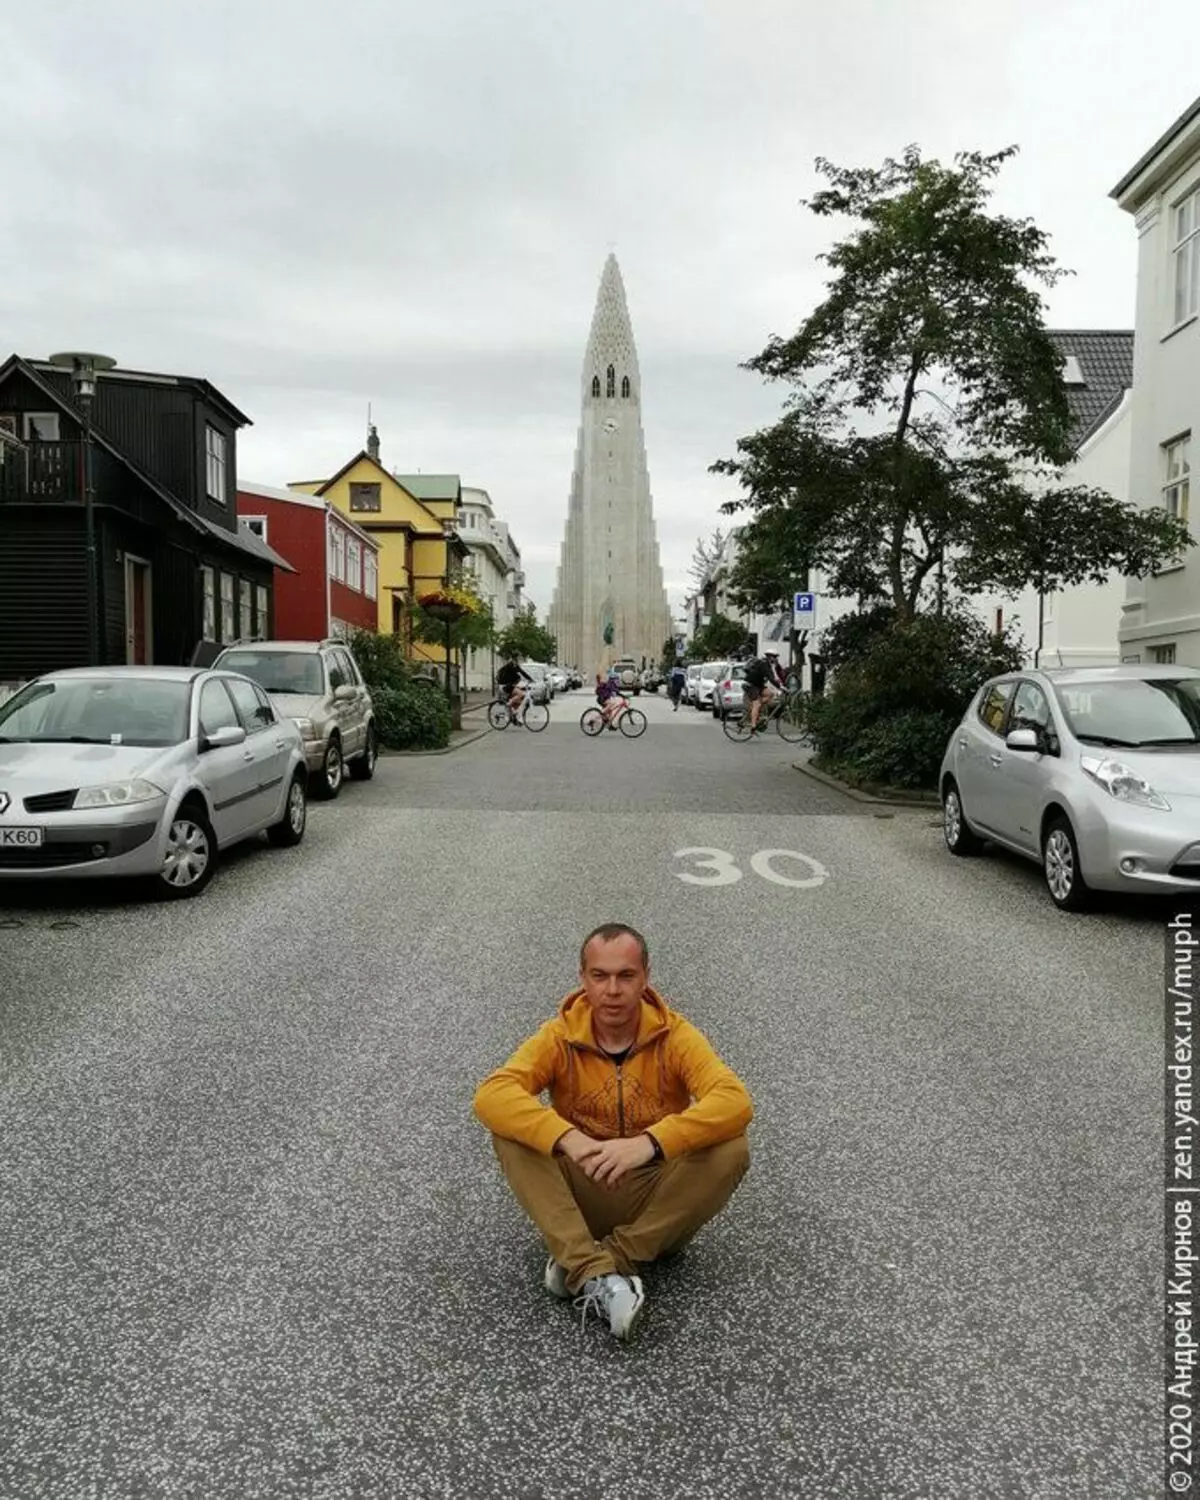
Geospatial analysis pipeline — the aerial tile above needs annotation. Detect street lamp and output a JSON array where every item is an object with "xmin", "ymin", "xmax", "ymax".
[{"xmin": 49, "ymin": 351, "xmax": 116, "ymax": 666}]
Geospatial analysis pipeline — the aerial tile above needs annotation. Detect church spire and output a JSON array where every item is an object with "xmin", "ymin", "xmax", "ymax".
[{"xmin": 584, "ymin": 254, "xmax": 639, "ymax": 399}]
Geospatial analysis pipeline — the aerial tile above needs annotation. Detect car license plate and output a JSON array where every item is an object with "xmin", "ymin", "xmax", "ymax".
[{"xmin": 0, "ymin": 827, "xmax": 44, "ymax": 848}]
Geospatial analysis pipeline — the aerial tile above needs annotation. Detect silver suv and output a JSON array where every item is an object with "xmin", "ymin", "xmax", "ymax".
[{"xmin": 213, "ymin": 640, "xmax": 376, "ymax": 798}]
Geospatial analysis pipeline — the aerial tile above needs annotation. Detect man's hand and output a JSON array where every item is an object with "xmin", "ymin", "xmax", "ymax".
[
  {"xmin": 581, "ymin": 1134, "xmax": 657, "ymax": 1189},
  {"xmin": 555, "ymin": 1128, "xmax": 604, "ymax": 1167}
]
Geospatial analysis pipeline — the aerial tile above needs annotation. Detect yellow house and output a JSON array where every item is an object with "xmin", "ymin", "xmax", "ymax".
[{"xmin": 289, "ymin": 450, "xmax": 466, "ymax": 667}]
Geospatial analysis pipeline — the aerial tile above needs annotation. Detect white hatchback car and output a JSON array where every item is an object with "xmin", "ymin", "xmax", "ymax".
[
  {"xmin": 0, "ymin": 666, "xmax": 308, "ymax": 899},
  {"xmin": 940, "ymin": 664, "xmax": 1200, "ymax": 910}
]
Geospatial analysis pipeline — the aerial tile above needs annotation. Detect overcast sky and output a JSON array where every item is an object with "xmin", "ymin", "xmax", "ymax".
[{"xmin": 5, "ymin": 0, "xmax": 1199, "ymax": 618}]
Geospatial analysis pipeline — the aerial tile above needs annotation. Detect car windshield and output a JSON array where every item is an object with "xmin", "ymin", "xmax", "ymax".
[
  {"xmin": 219, "ymin": 651, "xmax": 324, "ymax": 696},
  {"xmin": 1052, "ymin": 677, "xmax": 1200, "ymax": 747},
  {"xmin": 701, "ymin": 664, "xmax": 722, "ymax": 679},
  {"xmin": 0, "ymin": 677, "xmax": 191, "ymax": 747}
]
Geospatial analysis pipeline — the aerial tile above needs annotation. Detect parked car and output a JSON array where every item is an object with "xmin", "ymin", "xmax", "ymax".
[
  {"xmin": 548, "ymin": 666, "xmax": 570, "ymax": 694},
  {"xmin": 714, "ymin": 662, "xmax": 747, "ymax": 720},
  {"xmin": 520, "ymin": 662, "xmax": 553, "ymax": 705},
  {"xmin": 694, "ymin": 660, "xmax": 727, "ymax": 710},
  {"xmin": 214, "ymin": 639, "xmax": 375, "ymax": 799},
  {"xmin": 684, "ymin": 664, "xmax": 703, "ymax": 704},
  {"xmin": 641, "ymin": 666, "xmax": 663, "ymax": 693},
  {"xmin": 940, "ymin": 664, "xmax": 1200, "ymax": 910},
  {"xmin": 613, "ymin": 658, "xmax": 642, "ymax": 695},
  {"xmin": 0, "ymin": 666, "xmax": 308, "ymax": 900}
]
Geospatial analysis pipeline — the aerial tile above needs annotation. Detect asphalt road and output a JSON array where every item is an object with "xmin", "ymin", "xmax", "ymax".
[{"xmin": 0, "ymin": 688, "xmax": 1168, "ymax": 1498}]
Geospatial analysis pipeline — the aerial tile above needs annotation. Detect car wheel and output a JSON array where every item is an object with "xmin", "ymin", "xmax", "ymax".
[
  {"xmin": 319, "ymin": 736, "xmax": 343, "ymax": 799},
  {"xmin": 349, "ymin": 725, "xmax": 377, "ymax": 779},
  {"xmin": 942, "ymin": 780, "xmax": 983, "ymax": 857},
  {"xmin": 1043, "ymin": 815, "xmax": 1092, "ymax": 911},
  {"xmin": 268, "ymin": 771, "xmax": 308, "ymax": 847},
  {"xmin": 158, "ymin": 802, "xmax": 217, "ymax": 899}
]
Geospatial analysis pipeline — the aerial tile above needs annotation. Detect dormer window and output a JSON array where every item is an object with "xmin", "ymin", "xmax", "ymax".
[
  {"xmin": 592, "ymin": 375, "xmax": 601, "ymax": 397},
  {"xmin": 205, "ymin": 425, "xmax": 227, "ymax": 504},
  {"xmin": 606, "ymin": 365, "xmax": 615, "ymax": 398},
  {"xmin": 1173, "ymin": 185, "xmax": 1200, "ymax": 326},
  {"xmin": 621, "ymin": 376, "xmax": 630, "ymax": 398},
  {"xmin": 1061, "ymin": 355, "xmax": 1085, "ymax": 386},
  {"xmin": 23, "ymin": 413, "xmax": 60, "ymax": 441}
]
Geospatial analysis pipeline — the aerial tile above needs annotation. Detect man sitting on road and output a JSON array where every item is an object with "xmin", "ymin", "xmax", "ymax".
[
  {"xmin": 743, "ymin": 650, "xmax": 786, "ymax": 734},
  {"xmin": 473, "ymin": 924, "xmax": 752, "ymax": 1343},
  {"xmin": 496, "ymin": 655, "xmax": 533, "ymax": 718}
]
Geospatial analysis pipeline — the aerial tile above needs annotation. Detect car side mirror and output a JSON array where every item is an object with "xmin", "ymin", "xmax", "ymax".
[
  {"xmin": 1006, "ymin": 727, "xmax": 1040, "ymax": 753},
  {"xmin": 334, "ymin": 684, "xmax": 356, "ymax": 701},
  {"xmin": 203, "ymin": 724, "xmax": 247, "ymax": 750}
]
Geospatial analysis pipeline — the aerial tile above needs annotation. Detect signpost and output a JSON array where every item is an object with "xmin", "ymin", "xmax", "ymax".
[{"xmin": 793, "ymin": 591, "xmax": 816, "ymax": 623}]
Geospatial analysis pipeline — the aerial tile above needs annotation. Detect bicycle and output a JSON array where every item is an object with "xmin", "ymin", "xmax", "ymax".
[
  {"xmin": 722, "ymin": 688, "xmax": 809, "ymax": 744},
  {"xmin": 487, "ymin": 685, "xmax": 549, "ymax": 732},
  {"xmin": 580, "ymin": 693, "xmax": 647, "ymax": 738}
]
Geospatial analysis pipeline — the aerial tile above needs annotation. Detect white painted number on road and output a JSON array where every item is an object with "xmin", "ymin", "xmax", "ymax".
[
  {"xmin": 672, "ymin": 847, "xmax": 743, "ymax": 886},
  {"xmin": 672, "ymin": 847, "xmax": 829, "ymax": 889},
  {"xmin": 749, "ymin": 848, "xmax": 829, "ymax": 889}
]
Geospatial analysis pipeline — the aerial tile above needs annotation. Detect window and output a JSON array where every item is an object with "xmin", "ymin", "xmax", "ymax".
[
  {"xmin": 219, "ymin": 572, "xmax": 235, "ymax": 642},
  {"xmin": 363, "ymin": 551, "xmax": 378, "ymax": 599},
  {"xmin": 206, "ymin": 426, "xmax": 227, "ymax": 504},
  {"xmin": 201, "ymin": 567, "xmax": 216, "ymax": 639},
  {"xmin": 1060, "ymin": 355, "xmax": 1085, "ymax": 386},
  {"xmin": 255, "ymin": 585, "xmax": 269, "ymax": 639},
  {"xmin": 1010, "ymin": 680, "xmax": 1053, "ymax": 734},
  {"xmin": 621, "ymin": 375, "xmax": 630, "ymax": 398},
  {"xmin": 241, "ymin": 516, "xmax": 267, "ymax": 542},
  {"xmin": 592, "ymin": 375, "xmax": 601, "ymax": 397},
  {"xmin": 329, "ymin": 527, "xmax": 345, "ymax": 582},
  {"xmin": 226, "ymin": 676, "xmax": 272, "ymax": 732},
  {"xmin": 23, "ymin": 413, "xmax": 60, "ymax": 441},
  {"xmin": 993, "ymin": 607, "xmax": 1004, "ymax": 635},
  {"xmin": 606, "ymin": 365, "xmax": 615, "ymax": 398},
  {"xmin": 199, "ymin": 679, "xmax": 240, "ymax": 738},
  {"xmin": 1164, "ymin": 434, "xmax": 1191, "ymax": 523},
  {"xmin": 1152, "ymin": 643, "xmax": 1178, "ymax": 665},
  {"xmin": 239, "ymin": 578, "xmax": 253, "ymax": 640},
  {"xmin": 325, "ymin": 651, "xmax": 347, "ymax": 691},
  {"xmin": 1173, "ymin": 185, "xmax": 1200, "ymax": 327},
  {"xmin": 349, "ymin": 482, "xmax": 381, "ymax": 512},
  {"xmin": 345, "ymin": 535, "xmax": 362, "ymax": 591},
  {"xmin": 334, "ymin": 647, "xmax": 359, "ymax": 685},
  {"xmin": 977, "ymin": 681, "xmax": 1015, "ymax": 735}
]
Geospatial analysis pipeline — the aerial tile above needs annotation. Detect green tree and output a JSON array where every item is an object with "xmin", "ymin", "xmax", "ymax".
[
  {"xmin": 689, "ymin": 612, "xmax": 748, "ymax": 661},
  {"xmin": 714, "ymin": 145, "xmax": 1191, "ymax": 623},
  {"xmin": 495, "ymin": 605, "xmax": 557, "ymax": 664}
]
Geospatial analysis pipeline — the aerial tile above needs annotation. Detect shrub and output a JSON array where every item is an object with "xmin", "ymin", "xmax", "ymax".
[
  {"xmin": 346, "ymin": 629, "xmax": 411, "ymax": 693},
  {"xmin": 371, "ymin": 683, "xmax": 451, "ymax": 751},
  {"xmin": 807, "ymin": 604, "xmax": 1025, "ymax": 790}
]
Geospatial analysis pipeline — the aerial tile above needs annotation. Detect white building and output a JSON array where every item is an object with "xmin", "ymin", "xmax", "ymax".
[
  {"xmin": 547, "ymin": 255, "xmax": 674, "ymax": 673},
  {"xmin": 970, "ymin": 330, "xmax": 1134, "ymax": 666},
  {"xmin": 1111, "ymin": 95, "xmax": 1199, "ymax": 666},
  {"xmin": 455, "ymin": 486, "xmax": 530, "ymax": 691}
]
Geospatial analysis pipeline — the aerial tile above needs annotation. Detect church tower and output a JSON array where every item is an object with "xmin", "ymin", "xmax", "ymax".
[{"xmin": 547, "ymin": 256, "xmax": 674, "ymax": 674}]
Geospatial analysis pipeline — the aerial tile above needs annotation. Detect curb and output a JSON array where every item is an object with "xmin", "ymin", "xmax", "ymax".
[
  {"xmin": 381, "ymin": 726, "xmax": 492, "ymax": 757},
  {"xmin": 792, "ymin": 758, "xmax": 940, "ymax": 810}
]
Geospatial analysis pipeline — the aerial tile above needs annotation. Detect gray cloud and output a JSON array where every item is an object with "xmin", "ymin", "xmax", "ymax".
[{"xmin": 4, "ymin": 0, "xmax": 1197, "ymax": 612}]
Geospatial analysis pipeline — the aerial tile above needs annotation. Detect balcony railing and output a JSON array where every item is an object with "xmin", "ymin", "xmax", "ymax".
[{"xmin": 0, "ymin": 441, "xmax": 82, "ymax": 503}]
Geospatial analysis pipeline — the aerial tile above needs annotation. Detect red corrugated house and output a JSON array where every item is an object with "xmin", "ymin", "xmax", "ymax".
[{"xmin": 236, "ymin": 481, "xmax": 380, "ymax": 640}]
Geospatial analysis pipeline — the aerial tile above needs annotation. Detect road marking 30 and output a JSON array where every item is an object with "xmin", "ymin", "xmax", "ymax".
[{"xmin": 672, "ymin": 847, "xmax": 829, "ymax": 889}]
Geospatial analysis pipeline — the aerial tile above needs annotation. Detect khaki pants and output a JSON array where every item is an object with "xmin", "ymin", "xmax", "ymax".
[{"xmin": 492, "ymin": 1134, "xmax": 750, "ymax": 1293}]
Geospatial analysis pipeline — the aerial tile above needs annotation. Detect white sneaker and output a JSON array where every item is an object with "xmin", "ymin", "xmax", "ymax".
[
  {"xmin": 574, "ymin": 1273, "xmax": 645, "ymax": 1341},
  {"xmin": 544, "ymin": 1257, "xmax": 571, "ymax": 1300}
]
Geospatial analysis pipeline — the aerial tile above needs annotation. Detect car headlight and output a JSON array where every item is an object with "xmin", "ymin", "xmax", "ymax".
[
  {"xmin": 291, "ymin": 717, "xmax": 320, "ymax": 740},
  {"xmin": 1080, "ymin": 755, "xmax": 1171, "ymax": 811},
  {"xmin": 75, "ymin": 778, "xmax": 165, "ymax": 809}
]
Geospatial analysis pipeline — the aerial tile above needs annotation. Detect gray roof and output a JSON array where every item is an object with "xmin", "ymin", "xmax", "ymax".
[
  {"xmin": 1045, "ymin": 330, "xmax": 1134, "ymax": 449},
  {"xmin": 1110, "ymin": 94, "xmax": 1200, "ymax": 200},
  {"xmin": 196, "ymin": 513, "xmax": 296, "ymax": 573}
]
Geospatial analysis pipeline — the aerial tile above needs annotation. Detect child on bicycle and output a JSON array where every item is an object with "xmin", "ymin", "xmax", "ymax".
[{"xmin": 595, "ymin": 672, "xmax": 624, "ymax": 731}]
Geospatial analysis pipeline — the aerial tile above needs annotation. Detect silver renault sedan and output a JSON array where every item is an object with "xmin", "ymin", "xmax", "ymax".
[
  {"xmin": 939, "ymin": 664, "xmax": 1200, "ymax": 910},
  {"xmin": 0, "ymin": 666, "xmax": 308, "ymax": 899}
]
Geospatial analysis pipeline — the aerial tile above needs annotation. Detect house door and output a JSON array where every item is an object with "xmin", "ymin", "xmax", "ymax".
[{"xmin": 125, "ymin": 556, "xmax": 153, "ymax": 664}]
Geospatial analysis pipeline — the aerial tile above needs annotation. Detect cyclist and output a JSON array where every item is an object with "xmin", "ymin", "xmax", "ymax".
[
  {"xmin": 497, "ymin": 655, "xmax": 533, "ymax": 719},
  {"xmin": 743, "ymin": 648, "xmax": 787, "ymax": 735},
  {"xmin": 595, "ymin": 671, "xmax": 623, "ymax": 731}
]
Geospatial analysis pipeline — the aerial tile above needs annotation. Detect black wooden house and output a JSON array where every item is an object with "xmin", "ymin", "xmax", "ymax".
[{"xmin": 0, "ymin": 355, "xmax": 292, "ymax": 685}]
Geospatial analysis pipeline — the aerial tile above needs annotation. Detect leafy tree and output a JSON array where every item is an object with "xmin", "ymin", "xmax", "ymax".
[
  {"xmin": 714, "ymin": 145, "xmax": 1191, "ymax": 623},
  {"xmin": 689, "ymin": 612, "xmax": 748, "ymax": 661},
  {"xmin": 688, "ymin": 527, "xmax": 727, "ymax": 591},
  {"xmin": 409, "ymin": 572, "xmax": 494, "ymax": 656},
  {"xmin": 496, "ymin": 605, "xmax": 557, "ymax": 663},
  {"xmin": 660, "ymin": 635, "xmax": 682, "ymax": 671}
]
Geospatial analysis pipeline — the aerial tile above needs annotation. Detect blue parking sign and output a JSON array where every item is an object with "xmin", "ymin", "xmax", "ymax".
[{"xmin": 793, "ymin": 592, "xmax": 815, "ymax": 617}]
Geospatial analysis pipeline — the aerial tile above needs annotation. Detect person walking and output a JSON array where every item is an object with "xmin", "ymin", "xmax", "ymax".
[
  {"xmin": 668, "ymin": 660, "xmax": 686, "ymax": 711},
  {"xmin": 473, "ymin": 924, "xmax": 752, "ymax": 1343}
]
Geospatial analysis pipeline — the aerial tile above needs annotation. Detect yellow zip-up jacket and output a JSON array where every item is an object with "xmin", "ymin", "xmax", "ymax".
[{"xmin": 473, "ymin": 987, "xmax": 753, "ymax": 1159}]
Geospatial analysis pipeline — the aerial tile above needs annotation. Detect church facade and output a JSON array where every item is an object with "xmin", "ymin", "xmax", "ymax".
[{"xmin": 547, "ymin": 256, "xmax": 674, "ymax": 674}]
